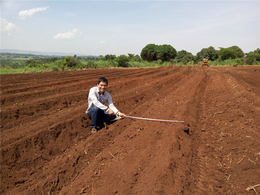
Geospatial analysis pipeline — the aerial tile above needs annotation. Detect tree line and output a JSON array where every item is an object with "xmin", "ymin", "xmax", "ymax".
[
  {"xmin": 140, "ymin": 44, "xmax": 260, "ymax": 65},
  {"xmin": 1, "ymin": 44, "xmax": 260, "ymax": 73}
]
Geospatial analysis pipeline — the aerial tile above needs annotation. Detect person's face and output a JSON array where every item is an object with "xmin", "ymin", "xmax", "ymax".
[{"xmin": 97, "ymin": 81, "xmax": 108, "ymax": 94}]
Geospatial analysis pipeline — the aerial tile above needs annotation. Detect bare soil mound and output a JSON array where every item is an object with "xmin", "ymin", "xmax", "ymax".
[{"xmin": 1, "ymin": 66, "xmax": 260, "ymax": 195}]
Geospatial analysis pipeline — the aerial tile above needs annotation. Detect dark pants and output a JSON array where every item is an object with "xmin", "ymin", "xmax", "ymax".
[{"xmin": 88, "ymin": 106, "xmax": 116, "ymax": 128}]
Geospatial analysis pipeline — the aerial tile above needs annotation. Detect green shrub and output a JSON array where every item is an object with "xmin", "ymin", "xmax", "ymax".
[
  {"xmin": 51, "ymin": 66, "xmax": 59, "ymax": 71},
  {"xmin": 157, "ymin": 59, "xmax": 163, "ymax": 64},
  {"xmin": 87, "ymin": 60, "xmax": 95, "ymax": 68},
  {"xmin": 187, "ymin": 60, "xmax": 195, "ymax": 66},
  {"xmin": 62, "ymin": 56, "xmax": 80, "ymax": 68},
  {"xmin": 245, "ymin": 49, "xmax": 260, "ymax": 65},
  {"xmin": 116, "ymin": 55, "xmax": 129, "ymax": 67}
]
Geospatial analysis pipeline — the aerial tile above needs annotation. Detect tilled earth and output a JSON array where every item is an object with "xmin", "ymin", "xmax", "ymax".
[{"xmin": 1, "ymin": 66, "xmax": 260, "ymax": 195}]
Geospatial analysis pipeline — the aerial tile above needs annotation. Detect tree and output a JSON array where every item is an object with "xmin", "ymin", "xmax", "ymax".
[
  {"xmin": 155, "ymin": 44, "xmax": 177, "ymax": 61},
  {"xmin": 140, "ymin": 44, "xmax": 157, "ymax": 62},
  {"xmin": 177, "ymin": 50, "xmax": 195, "ymax": 64},
  {"xmin": 141, "ymin": 44, "xmax": 177, "ymax": 62},
  {"xmin": 196, "ymin": 46, "xmax": 218, "ymax": 61},
  {"xmin": 229, "ymin": 46, "xmax": 244, "ymax": 58},
  {"xmin": 218, "ymin": 46, "xmax": 244, "ymax": 60},
  {"xmin": 26, "ymin": 59, "xmax": 42, "ymax": 67},
  {"xmin": 128, "ymin": 53, "xmax": 141, "ymax": 62},
  {"xmin": 102, "ymin": 54, "xmax": 116, "ymax": 61},
  {"xmin": 245, "ymin": 48, "xmax": 260, "ymax": 65},
  {"xmin": 43, "ymin": 57, "xmax": 59, "ymax": 63},
  {"xmin": 128, "ymin": 53, "xmax": 134, "ymax": 59}
]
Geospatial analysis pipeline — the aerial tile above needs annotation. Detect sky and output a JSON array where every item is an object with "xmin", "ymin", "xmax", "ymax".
[{"xmin": 1, "ymin": 0, "xmax": 260, "ymax": 56}]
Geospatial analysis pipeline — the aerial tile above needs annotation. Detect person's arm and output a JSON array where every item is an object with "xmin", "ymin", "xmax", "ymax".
[
  {"xmin": 106, "ymin": 94, "xmax": 119, "ymax": 114},
  {"xmin": 106, "ymin": 93, "xmax": 126, "ymax": 118}
]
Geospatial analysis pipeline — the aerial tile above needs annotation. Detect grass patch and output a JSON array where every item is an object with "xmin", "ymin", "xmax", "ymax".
[{"xmin": 0, "ymin": 67, "xmax": 45, "ymax": 74}]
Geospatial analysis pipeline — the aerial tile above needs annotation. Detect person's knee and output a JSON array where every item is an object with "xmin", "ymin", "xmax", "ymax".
[
  {"xmin": 91, "ymin": 106, "xmax": 100, "ymax": 112},
  {"xmin": 90, "ymin": 106, "xmax": 103, "ymax": 116}
]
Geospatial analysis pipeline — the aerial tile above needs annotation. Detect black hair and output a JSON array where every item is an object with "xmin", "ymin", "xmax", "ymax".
[{"xmin": 97, "ymin": 77, "xmax": 108, "ymax": 84}]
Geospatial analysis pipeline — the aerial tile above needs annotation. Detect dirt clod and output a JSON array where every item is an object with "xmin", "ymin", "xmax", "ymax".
[{"xmin": 183, "ymin": 127, "xmax": 190, "ymax": 134}]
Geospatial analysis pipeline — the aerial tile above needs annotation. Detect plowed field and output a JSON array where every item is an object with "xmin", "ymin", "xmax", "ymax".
[{"xmin": 1, "ymin": 66, "xmax": 260, "ymax": 195}]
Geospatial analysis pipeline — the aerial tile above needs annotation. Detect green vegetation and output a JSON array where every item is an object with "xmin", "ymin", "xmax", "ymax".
[
  {"xmin": 177, "ymin": 50, "xmax": 196, "ymax": 65},
  {"xmin": 1, "ymin": 45, "xmax": 260, "ymax": 74},
  {"xmin": 0, "ymin": 54, "xmax": 61, "ymax": 74},
  {"xmin": 61, "ymin": 55, "xmax": 80, "ymax": 70},
  {"xmin": 196, "ymin": 46, "xmax": 218, "ymax": 61},
  {"xmin": 218, "ymin": 46, "xmax": 244, "ymax": 60},
  {"xmin": 140, "ymin": 44, "xmax": 177, "ymax": 62}
]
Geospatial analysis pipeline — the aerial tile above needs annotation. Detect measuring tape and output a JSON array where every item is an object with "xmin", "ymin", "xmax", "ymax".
[{"xmin": 126, "ymin": 115, "xmax": 184, "ymax": 123}]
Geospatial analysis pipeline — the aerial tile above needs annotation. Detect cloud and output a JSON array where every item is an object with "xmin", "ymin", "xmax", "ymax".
[
  {"xmin": 99, "ymin": 40, "xmax": 106, "ymax": 44},
  {"xmin": 18, "ymin": 6, "xmax": 49, "ymax": 20},
  {"xmin": 0, "ymin": 18, "xmax": 19, "ymax": 32},
  {"xmin": 53, "ymin": 29, "xmax": 82, "ymax": 39}
]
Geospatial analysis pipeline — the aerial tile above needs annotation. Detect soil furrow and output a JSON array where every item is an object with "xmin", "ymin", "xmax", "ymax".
[{"xmin": 1, "ymin": 66, "xmax": 259, "ymax": 195}]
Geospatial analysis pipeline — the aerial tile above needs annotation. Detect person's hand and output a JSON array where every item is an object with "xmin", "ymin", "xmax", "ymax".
[
  {"xmin": 108, "ymin": 109, "xmax": 115, "ymax": 116},
  {"xmin": 118, "ymin": 112, "xmax": 126, "ymax": 119}
]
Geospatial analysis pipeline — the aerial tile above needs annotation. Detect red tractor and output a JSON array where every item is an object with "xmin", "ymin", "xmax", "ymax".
[{"xmin": 202, "ymin": 59, "xmax": 209, "ymax": 67}]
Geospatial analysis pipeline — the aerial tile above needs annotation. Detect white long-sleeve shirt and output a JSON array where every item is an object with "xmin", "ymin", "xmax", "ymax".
[{"xmin": 86, "ymin": 86, "xmax": 119, "ymax": 114}]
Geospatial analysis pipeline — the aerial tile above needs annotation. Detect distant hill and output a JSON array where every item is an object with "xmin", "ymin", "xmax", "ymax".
[{"xmin": 0, "ymin": 49, "xmax": 95, "ymax": 57}]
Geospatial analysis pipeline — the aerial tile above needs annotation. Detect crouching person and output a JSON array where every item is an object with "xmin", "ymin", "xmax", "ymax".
[{"xmin": 86, "ymin": 77, "xmax": 126, "ymax": 134}]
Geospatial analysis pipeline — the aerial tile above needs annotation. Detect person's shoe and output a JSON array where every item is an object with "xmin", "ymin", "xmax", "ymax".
[
  {"xmin": 91, "ymin": 127, "xmax": 97, "ymax": 134},
  {"xmin": 110, "ymin": 115, "xmax": 121, "ymax": 122},
  {"xmin": 103, "ymin": 122, "xmax": 108, "ymax": 129}
]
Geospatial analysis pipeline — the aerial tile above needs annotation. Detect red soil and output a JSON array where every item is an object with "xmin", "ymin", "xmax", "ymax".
[{"xmin": 1, "ymin": 66, "xmax": 260, "ymax": 195}]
